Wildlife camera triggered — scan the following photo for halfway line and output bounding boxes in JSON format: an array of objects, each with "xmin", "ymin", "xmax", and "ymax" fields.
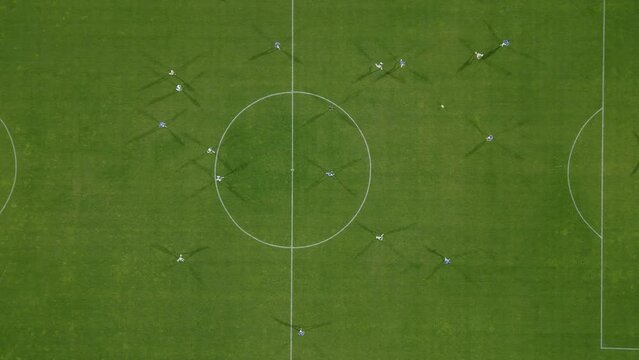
[{"xmin": 289, "ymin": 0, "xmax": 296, "ymax": 359}]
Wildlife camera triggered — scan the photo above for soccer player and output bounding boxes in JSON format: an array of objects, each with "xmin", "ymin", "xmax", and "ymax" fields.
[
  {"xmin": 274, "ymin": 41, "xmax": 281, "ymax": 50},
  {"xmin": 440, "ymin": 104, "xmax": 445, "ymax": 109},
  {"xmin": 158, "ymin": 121, "xmax": 167, "ymax": 129},
  {"xmin": 325, "ymin": 170, "xmax": 335, "ymax": 177},
  {"xmin": 501, "ymin": 39, "xmax": 510, "ymax": 47},
  {"xmin": 443, "ymin": 257, "xmax": 451, "ymax": 265},
  {"xmin": 376, "ymin": 233, "xmax": 384, "ymax": 241},
  {"xmin": 207, "ymin": 147, "xmax": 216, "ymax": 154},
  {"xmin": 399, "ymin": 58, "xmax": 406, "ymax": 68},
  {"xmin": 215, "ymin": 175, "xmax": 224, "ymax": 182},
  {"xmin": 328, "ymin": 104, "xmax": 334, "ymax": 111},
  {"xmin": 298, "ymin": 328, "xmax": 305, "ymax": 337},
  {"xmin": 168, "ymin": 69, "xmax": 176, "ymax": 76},
  {"xmin": 474, "ymin": 52, "xmax": 484, "ymax": 60},
  {"xmin": 177, "ymin": 254, "xmax": 185, "ymax": 263},
  {"xmin": 375, "ymin": 62, "xmax": 384, "ymax": 70},
  {"xmin": 176, "ymin": 84, "xmax": 183, "ymax": 92},
  {"xmin": 486, "ymin": 134, "xmax": 494, "ymax": 142}
]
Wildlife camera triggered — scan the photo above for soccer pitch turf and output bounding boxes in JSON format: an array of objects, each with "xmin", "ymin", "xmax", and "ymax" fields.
[{"xmin": 2, "ymin": 0, "xmax": 639, "ymax": 358}]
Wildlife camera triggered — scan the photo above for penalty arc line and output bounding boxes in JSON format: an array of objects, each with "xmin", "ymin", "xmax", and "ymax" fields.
[
  {"xmin": 566, "ymin": 107, "xmax": 603, "ymax": 240},
  {"xmin": 0, "ymin": 118, "xmax": 18, "ymax": 218}
]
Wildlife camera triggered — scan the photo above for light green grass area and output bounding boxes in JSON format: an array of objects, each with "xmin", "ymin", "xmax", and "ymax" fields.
[{"xmin": 1, "ymin": 0, "xmax": 639, "ymax": 359}]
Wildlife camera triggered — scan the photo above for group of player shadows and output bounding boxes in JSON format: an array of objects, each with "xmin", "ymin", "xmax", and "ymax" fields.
[
  {"xmin": 151, "ymin": 221, "xmax": 494, "ymax": 286},
  {"xmin": 150, "ymin": 220, "xmax": 495, "ymax": 343},
  {"xmin": 138, "ymin": 52, "xmax": 206, "ymax": 109}
]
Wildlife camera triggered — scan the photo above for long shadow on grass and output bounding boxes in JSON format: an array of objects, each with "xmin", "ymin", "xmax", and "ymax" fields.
[{"xmin": 151, "ymin": 245, "xmax": 210, "ymax": 287}]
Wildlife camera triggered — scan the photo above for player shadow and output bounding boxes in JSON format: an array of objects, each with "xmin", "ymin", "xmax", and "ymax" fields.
[
  {"xmin": 181, "ymin": 89, "xmax": 202, "ymax": 108},
  {"xmin": 632, "ymin": 131, "xmax": 639, "ymax": 175},
  {"xmin": 139, "ymin": 73, "xmax": 169, "ymax": 91},
  {"xmin": 305, "ymin": 157, "xmax": 361, "ymax": 196},
  {"xmin": 146, "ymin": 82, "xmax": 200, "ymax": 108},
  {"xmin": 482, "ymin": 60, "xmax": 512, "ymax": 76},
  {"xmin": 376, "ymin": 41, "xmax": 429, "ymax": 83},
  {"xmin": 177, "ymin": 71, "xmax": 206, "ymax": 93},
  {"xmin": 457, "ymin": 54, "xmax": 475, "ymax": 73},
  {"xmin": 302, "ymin": 90, "xmax": 362, "ymax": 127},
  {"xmin": 464, "ymin": 118, "xmax": 525, "ymax": 160},
  {"xmin": 457, "ymin": 38, "xmax": 511, "ymax": 76},
  {"xmin": 374, "ymin": 64, "xmax": 404, "ymax": 83},
  {"xmin": 406, "ymin": 67, "xmax": 430, "ymax": 83},
  {"xmin": 353, "ymin": 222, "xmax": 416, "ymax": 259},
  {"xmin": 249, "ymin": 48, "xmax": 277, "ymax": 61},
  {"xmin": 217, "ymin": 181, "xmax": 248, "ymax": 202},
  {"xmin": 139, "ymin": 56, "xmax": 203, "ymax": 108},
  {"xmin": 128, "ymin": 109, "xmax": 187, "ymax": 145},
  {"xmin": 178, "ymin": 153, "xmax": 209, "ymax": 171},
  {"xmin": 354, "ymin": 67, "xmax": 376, "ymax": 83},
  {"xmin": 303, "ymin": 109, "xmax": 331, "ymax": 127},
  {"xmin": 180, "ymin": 156, "xmax": 212, "ymax": 179},
  {"xmin": 142, "ymin": 68, "xmax": 201, "ymax": 94},
  {"xmin": 146, "ymin": 91, "xmax": 178, "ymax": 106},
  {"xmin": 250, "ymin": 25, "xmax": 302, "ymax": 63},
  {"xmin": 281, "ymin": 49, "xmax": 304, "ymax": 64},
  {"xmin": 273, "ymin": 318, "xmax": 333, "ymax": 332},
  {"xmin": 181, "ymin": 132, "xmax": 209, "ymax": 149},
  {"xmin": 217, "ymin": 157, "xmax": 249, "ymax": 176},
  {"xmin": 483, "ymin": 21, "xmax": 545, "ymax": 65},
  {"xmin": 464, "ymin": 141, "xmax": 487, "ymax": 157},
  {"xmin": 482, "ymin": 45, "xmax": 502, "ymax": 61},
  {"xmin": 406, "ymin": 244, "xmax": 484, "ymax": 285},
  {"xmin": 139, "ymin": 52, "xmax": 206, "ymax": 92},
  {"xmin": 151, "ymin": 244, "xmax": 210, "ymax": 286},
  {"xmin": 210, "ymin": 159, "xmax": 250, "ymax": 202},
  {"xmin": 353, "ymin": 44, "xmax": 379, "ymax": 83},
  {"xmin": 190, "ymin": 156, "xmax": 249, "ymax": 203}
]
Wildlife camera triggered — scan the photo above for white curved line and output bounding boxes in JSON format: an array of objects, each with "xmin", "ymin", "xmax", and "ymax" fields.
[
  {"xmin": 293, "ymin": 91, "xmax": 372, "ymax": 249},
  {"xmin": 567, "ymin": 108, "xmax": 603, "ymax": 239},
  {"xmin": 214, "ymin": 92, "xmax": 291, "ymax": 249},
  {"xmin": 214, "ymin": 91, "xmax": 372, "ymax": 250},
  {"xmin": 0, "ymin": 118, "xmax": 17, "ymax": 217}
]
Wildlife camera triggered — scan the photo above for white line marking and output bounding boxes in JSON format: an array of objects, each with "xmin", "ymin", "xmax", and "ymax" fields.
[
  {"xmin": 601, "ymin": 346, "xmax": 639, "ymax": 351},
  {"xmin": 600, "ymin": 0, "xmax": 606, "ymax": 349},
  {"xmin": 0, "ymin": 265, "xmax": 7, "ymax": 283},
  {"xmin": 566, "ymin": 108, "xmax": 603, "ymax": 239},
  {"xmin": 0, "ymin": 117, "xmax": 18, "ymax": 217},
  {"xmin": 213, "ymin": 91, "xmax": 372, "ymax": 249},
  {"xmin": 290, "ymin": 0, "xmax": 295, "ymax": 358}
]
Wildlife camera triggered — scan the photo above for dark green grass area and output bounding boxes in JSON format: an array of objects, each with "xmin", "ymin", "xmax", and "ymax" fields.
[{"xmin": 1, "ymin": 0, "xmax": 639, "ymax": 359}]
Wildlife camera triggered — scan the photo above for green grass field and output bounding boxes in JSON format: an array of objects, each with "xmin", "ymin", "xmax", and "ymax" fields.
[{"xmin": 2, "ymin": 0, "xmax": 639, "ymax": 358}]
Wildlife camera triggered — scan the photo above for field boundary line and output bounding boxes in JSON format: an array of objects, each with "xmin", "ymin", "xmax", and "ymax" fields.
[
  {"xmin": 601, "ymin": 346, "xmax": 639, "ymax": 351},
  {"xmin": 599, "ymin": 0, "xmax": 606, "ymax": 350},
  {"xmin": 595, "ymin": 0, "xmax": 639, "ymax": 351},
  {"xmin": 289, "ymin": 0, "xmax": 295, "ymax": 358},
  {"xmin": 567, "ymin": 108, "xmax": 603, "ymax": 239}
]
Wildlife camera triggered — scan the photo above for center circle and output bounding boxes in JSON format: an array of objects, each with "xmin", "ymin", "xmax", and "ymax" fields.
[
  {"xmin": 214, "ymin": 91, "xmax": 371, "ymax": 249},
  {"xmin": 0, "ymin": 117, "xmax": 17, "ymax": 217}
]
